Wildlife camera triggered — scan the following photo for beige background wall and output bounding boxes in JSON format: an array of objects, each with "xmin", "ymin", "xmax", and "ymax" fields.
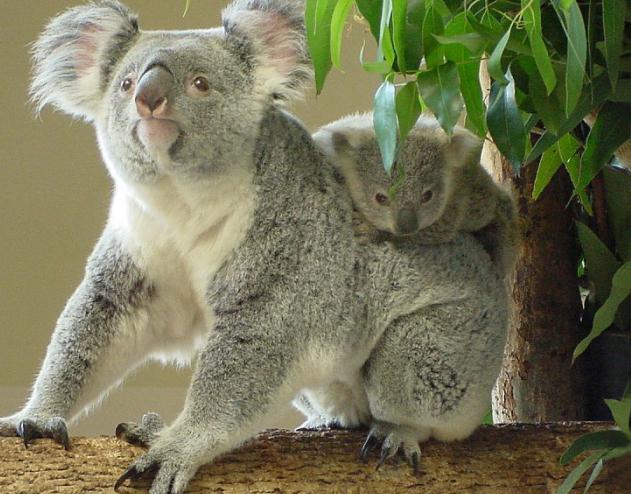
[{"xmin": 0, "ymin": 1, "xmax": 377, "ymax": 435}]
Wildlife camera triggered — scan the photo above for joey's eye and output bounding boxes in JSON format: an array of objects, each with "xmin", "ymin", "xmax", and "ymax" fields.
[
  {"xmin": 192, "ymin": 76, "xmax": 210, "ymax": 93},
  {"xmin": 420, "ymin": 190, "xmax": 434, "ymax": 204},
  {"xmin": 375, "ymin": 193, "xmax": 389, "ymax": 206},
  {"xmin": 120, "ymin": 78, "xmax": 133, "ymax": 92}
]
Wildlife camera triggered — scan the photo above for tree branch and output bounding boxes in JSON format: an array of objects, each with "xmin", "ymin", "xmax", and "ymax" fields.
[{"xmin": 1, "ymin": 423, "xmax": 630, "ymax": 493}]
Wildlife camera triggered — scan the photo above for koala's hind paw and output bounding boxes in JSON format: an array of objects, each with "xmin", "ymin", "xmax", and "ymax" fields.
[
  {"xmin": 360, "ymin": 421, "xmax": 424, "ymax": 473},
  {"xmin": 115, "ymin": 424, "xmax": 206, "ymax": 494},
  {"xmin": 115, "ymin": 450, "xmax": 199, "ymax": 494},
  {"xmin": 16, "ymin": 417, "xmax": 70, "ymax": 450},
  {"xmin": 116, "ymin": 412, "xmax": 165, "ymax": 448}
]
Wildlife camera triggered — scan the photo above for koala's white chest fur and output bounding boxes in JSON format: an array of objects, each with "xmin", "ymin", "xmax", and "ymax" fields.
[{"xmin": 108, "ymin": 166, "xmax": 257, "ymax": 358}]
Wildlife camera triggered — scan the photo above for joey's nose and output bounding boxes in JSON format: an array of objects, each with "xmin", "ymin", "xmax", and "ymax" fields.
[
  {"xmin": 397, "ymin": 207, "xmax": 419, "ymax": 235},
  {"xmin": 135, "ymin": 65, "xmax": 174, "ymax": 118}
]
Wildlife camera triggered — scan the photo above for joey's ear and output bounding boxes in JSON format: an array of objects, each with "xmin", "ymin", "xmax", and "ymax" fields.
[
  {"xmin": 31, "ymin": 0, "xmax": 139, "ymax": 120},
  {"xmin": 222, "ymin": 0, "xmax": 311, "ymax": 102},
  {"xmin": 444, "ymin": 128, "xmax": 483, "ymax": 169}
]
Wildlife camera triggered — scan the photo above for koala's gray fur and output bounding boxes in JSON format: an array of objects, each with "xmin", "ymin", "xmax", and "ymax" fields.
[
  {"xmin": 1, "ymin": 2, "xmax": 508, "ymax": 493},
  {"xmin": 314, "ymin": 114, "xmax": 520, "ymax": 275}
]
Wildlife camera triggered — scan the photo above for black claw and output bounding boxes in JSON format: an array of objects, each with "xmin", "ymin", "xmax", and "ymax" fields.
[
  {"xmin": 17, "ymin": 419, "xmax": 42, "ymax": 449},
  {"xmin": 52, "ymin": 426, "xmax": 71, "ymax": 451},
  {"xmin": 360, "ymin": 433, "xmax": 379, "ymax": 461},
  {"xmin": 376, "ymin": 445, "xmax": 392, "ymax": 470},
  {"xmin": 115, "ymin": 423, "xmax": 128, "ymax": 439},
  {"xmin": 114, "ymin": 465, "xmax": 141, "ymax": 491},
  {"xmin": 410, "ymin": 451, "xmax": 420, "ymax": 473}
]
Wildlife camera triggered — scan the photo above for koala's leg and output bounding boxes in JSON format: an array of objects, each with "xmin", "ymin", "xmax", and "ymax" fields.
[
  {"xmin": 0, "ymin": 229, "xmax": 159, "ymax": 448},
  {"xmin": 362, "ymin": 304, "xmax": 498, "ymax": 470},
  {"xmin": 115, "ymin": 303, "xmax": 312, "ymax": 494},
  {"xmin": 294, "ymin": 380, "xmax": 371, "ymax": 430}
]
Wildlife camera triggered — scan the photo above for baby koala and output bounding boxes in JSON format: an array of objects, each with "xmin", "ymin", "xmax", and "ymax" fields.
[{"xmin": 314, "ymin": 114, "xmax": 519, "ymax": 275}]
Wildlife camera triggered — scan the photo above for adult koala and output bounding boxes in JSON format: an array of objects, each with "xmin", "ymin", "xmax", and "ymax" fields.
[{"xmin": 0, "ymin": 1, "xmax": 507, "ymax": 492}]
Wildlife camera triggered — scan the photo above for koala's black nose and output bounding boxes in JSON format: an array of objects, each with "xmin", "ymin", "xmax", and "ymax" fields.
[
  {"xmin": 135, "ymin": 65, "xmax": 174, "ymax": 118},
  {"xmin": 397, "ymin": 207, "xmax": 419, "ymax": 235}
]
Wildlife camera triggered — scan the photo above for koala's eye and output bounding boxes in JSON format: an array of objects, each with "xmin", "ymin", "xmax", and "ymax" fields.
[
  {"xmin": 120, "ymin": 78, "xmax": 134, "ymax": 93},
  {"xmin": 421, "ymin": 190, "xmax": 434, "ymax": 204},
  {"xmin": 375, "ymin": 193, "xmax": 390, "ymax": 206},
  {"xmin": 192, "ymin": 76, "xmax": 210, "ymax": 93}
]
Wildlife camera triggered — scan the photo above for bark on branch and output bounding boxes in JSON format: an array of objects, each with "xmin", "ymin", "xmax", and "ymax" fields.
[{"xmin": 1, "ymin": 423, "xmax": 630, "ymax": 493}]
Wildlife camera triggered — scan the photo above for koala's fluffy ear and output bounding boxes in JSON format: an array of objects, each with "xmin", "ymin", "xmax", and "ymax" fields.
[
  {"xmin": 222, "ymin": 0, "xmax": 311, "ymax": 102},
  {"xmin": 444, "ymin": 128, "xmax": 483, "ymax": 169},
  {"xmin": 31, "ymin": 1, "xmax": 139, "ymax": 121}
]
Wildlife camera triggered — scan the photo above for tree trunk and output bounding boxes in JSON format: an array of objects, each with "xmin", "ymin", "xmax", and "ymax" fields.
[
  {"xmin": 479, "ymin": 64, "xmax": 585, "ymax": 422},
  {"xmin": 1, "ymin": 424, "xmax": 629, "ymax": 493},
  {"xmin": 484, "ymin": 142, "xmax": 585, "ymax": 422}
]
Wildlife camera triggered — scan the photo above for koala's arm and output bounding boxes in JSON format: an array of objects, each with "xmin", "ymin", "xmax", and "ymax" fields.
[
  {"xmin": 0, "ymin": 227, "xmax": 156, "ymax": 445},
  {"xmin": 118, "ymin": 294, "xmax": 308, "ymax": 490},
  {"xmin": 474, "ymin": 190, "xmax": 520, "ymax": 275}
]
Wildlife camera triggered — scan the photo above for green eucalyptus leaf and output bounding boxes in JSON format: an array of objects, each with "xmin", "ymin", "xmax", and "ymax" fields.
[
  {"xmin": 356, "ymin": 0, "xmax": 382, "ymax": 41},
  {"xmin": 603, "ymin": 0, "xmax": 625, "ymax": 88},
  {"xmin": 603, "ymin": 167, "xmax": 631, "ymax": 262},
  {"xmin": 423, "ymin": 6, "xmax": 445, "ymax": 69},
  {"xmin": 557, "ymin": 451, "xmax": 605, "ymax": 494},
  {"xmin": 574, "ymin": 262, "xmax": 631, "ymax": 361},
  {"xmin": 360, "ymin": 42, "xmax": 393, "ymax": 73},
  {"xmin": 487, "ymin": 28, "xmax": 512, "ymax": 84},
  {"xmin": 533, "ymin": 144, "xmax": 564, "ymax": 200},
  {"xmin": 417, "ymin": 62, "xmax": 463, "ymax": 136},
  {"xmin": 392, "ymin": 0, "xmax": 409, "ymax": 72},
  {"xmin": 434, "ymin": 33, "xmax": 486, "ymax": 54},
  {"xmin": 378, "ymin": 0, "xmax": 396, "ymax": 66},
  {"xmin": 403, "ymin": 0, "xmax": 425, "ymax": 70},
  {"xmin": 604, "ymin": 394, "xmax": 631, "ymax": 436},
  {"xmin": 529, "ymin": 70, "xmax": 563, "ymax": 134},
  {"xmin": 555, "ymin": 134, "xmax": 592, "ymax": 214},
  {"xmin": 610, "ymin": 79, "xmax": 631, "ymax": 102},
  {"xmin": 396, "ymin": 80, "xmax": 422, "ymax": 145},
  {"xmin": 522, "ymin": 0, "xmax": 557, "ymax": 94},
  {"xmin": 441, "ymin": 13, "xmax": 485, "ymax": 138},
  {"xmin": 583, "ymin": 458, "xmax": 604, "ymax": 494},
  {"xmin": 459, "ymin": 60, "xmax": 486, "ymax": 138},
  {"xmin": 330, "ymin": 0, "xmax": 354, "ymax": 70},
  {"xmin": 526, "ymin": 73, "xmax": 612, "ymax": 164},
  {"xmin": 305, "ymin": 0, "xmax": 337, "ymax": 94},
  {"xmin": 601, "ymin": 444, "xmax": 631, "ymax": 461},
  {"xmin": 577, "ymin": 221, "xmax": 621, "ymax": 306},
  {"xmin": 560, "ymin": 430, "xmax": 630, "ymax": 465},
  {"xmin": 579, "ymin": 102, "xmax": 631, "ymax": 190},
  {"xmin": 553, "ymin": 0, "xmax": 587, "ymax": 115},
  {"xmin": 486, "ymin": 68, "xmax": 526, "ymax": 172},
  {"xmin": 374, "ymin": 78, "xmax": 398, "ymax": 173}
]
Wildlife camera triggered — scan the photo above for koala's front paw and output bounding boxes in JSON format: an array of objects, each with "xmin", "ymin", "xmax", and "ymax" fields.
[
  {"xmin": 0, "ymin": 415, "xmax": 69, "ymax": 450},
  {"xmin": 116, "ymin": 412, "xmax": 165, "ymax": 448},
  {"xmin": 360, "ymin": 421, "xmax": 428, "ymax": 473},
  {"xmin": 115, "ymin": 424, "xmax": 207, "ymax": 494}
]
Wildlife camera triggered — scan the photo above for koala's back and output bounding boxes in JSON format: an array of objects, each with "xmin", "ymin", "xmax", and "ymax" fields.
[{"xmin": 209, "ymin": 109, "xmax": 505, "ymax": 352}]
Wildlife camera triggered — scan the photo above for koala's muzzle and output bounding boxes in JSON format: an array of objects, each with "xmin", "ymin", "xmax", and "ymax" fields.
[
  {"xmin": 396, "ymin": 207, "xmax": 420, "ymax": 236},
  {"xmin": 133, "ymin": 65, "xmax": 180, "ymax": 154},
  {"xmin": 135, "ymin": 65, "xmax": 174, "ymax": 118}
]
